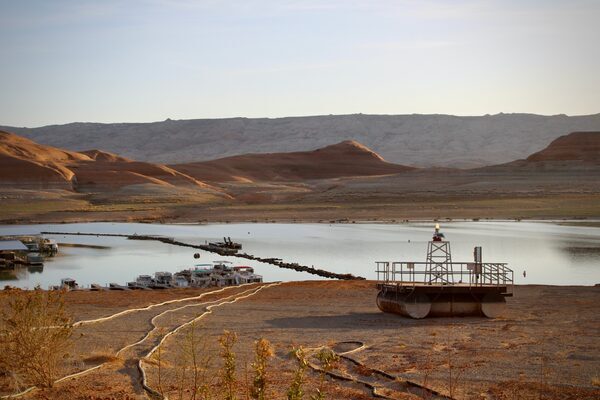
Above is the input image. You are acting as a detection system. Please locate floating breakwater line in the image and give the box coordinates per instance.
[40,231,365,281]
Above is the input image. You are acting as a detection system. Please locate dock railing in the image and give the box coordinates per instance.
[375,261,514,293]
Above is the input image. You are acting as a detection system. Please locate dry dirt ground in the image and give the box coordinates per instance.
[2,281,598,400]
[2,188,600,225]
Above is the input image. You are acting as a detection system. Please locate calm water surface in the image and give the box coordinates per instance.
[0,221,599,288]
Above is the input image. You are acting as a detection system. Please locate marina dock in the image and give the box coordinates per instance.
[40,231,365,281]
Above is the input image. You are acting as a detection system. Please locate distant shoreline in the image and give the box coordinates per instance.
[3,213,600,227]
[3,216,600,227]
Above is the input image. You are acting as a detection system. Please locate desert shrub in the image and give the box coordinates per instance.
[167,322,215,400]
[149,329,166,397]
[310,348,339,400]
[250,338,274,400]
[219,330,238,400]
[187,322,214,400]
[287,347,308,400]
[0,288,73,388]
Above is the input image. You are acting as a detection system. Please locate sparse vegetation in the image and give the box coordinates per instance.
[311,348,339,400]
[148,327,342,400]
[149,330,165,396]
[168,323,215,400]
[250,338,274,400]
[0,282,593,399]
[0,288,73,388]
[82,351,120,364]
[287,346,308,400]
[187,322,214,400]
[219,330,238,400]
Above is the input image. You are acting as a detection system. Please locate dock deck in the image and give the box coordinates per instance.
[376,260,514,296]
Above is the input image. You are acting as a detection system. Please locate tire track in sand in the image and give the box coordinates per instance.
[139,282,282,399]
[0,284,266,399]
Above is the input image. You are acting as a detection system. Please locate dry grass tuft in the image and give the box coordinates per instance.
[354,364,374,377]
[82,351,121,365]
[143,356,173,369]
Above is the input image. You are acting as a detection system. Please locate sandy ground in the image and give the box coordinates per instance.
[2,281,598,400]
[1,162,599,225]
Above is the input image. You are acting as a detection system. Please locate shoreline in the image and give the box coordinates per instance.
[4,282,600,293]
[2,216,600,228]
[2,187,599,226]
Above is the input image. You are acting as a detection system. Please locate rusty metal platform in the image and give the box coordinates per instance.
[376,282,513,296]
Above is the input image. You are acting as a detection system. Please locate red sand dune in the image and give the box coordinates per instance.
[0,130,213,190]
[0,130,89,187]
[4,128,596,194]
[171,140,415,182]
[80,149,131,162]
[526,131,600,163]
[70,159,208,189]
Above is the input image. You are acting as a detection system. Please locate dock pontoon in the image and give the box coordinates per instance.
[376,224,514,319]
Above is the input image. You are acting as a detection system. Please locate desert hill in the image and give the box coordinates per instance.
[0,130,90,188]
[525,132,600,163]
[80,149,131,162]
[171,140,414,183]
[0,130,214,191]
[3,113,600,168]
[477,131,600,173]
[1,130,599,223]
[294,132,600,212]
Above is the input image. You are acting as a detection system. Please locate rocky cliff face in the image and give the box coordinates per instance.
[4,113,600,168]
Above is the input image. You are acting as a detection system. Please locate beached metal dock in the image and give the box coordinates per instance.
[375,224,514,318]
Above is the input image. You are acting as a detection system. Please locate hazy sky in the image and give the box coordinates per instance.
[1,0,599,127]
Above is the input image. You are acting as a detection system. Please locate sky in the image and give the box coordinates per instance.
[1,0,599,127]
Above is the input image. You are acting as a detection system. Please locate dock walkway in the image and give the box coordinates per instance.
[41,231,365,281]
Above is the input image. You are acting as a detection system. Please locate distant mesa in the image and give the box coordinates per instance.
[171,140,415,183]
[5,113,600,168]
[525,132,600,163]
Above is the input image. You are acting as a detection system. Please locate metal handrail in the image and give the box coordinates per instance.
[375,261,514,293]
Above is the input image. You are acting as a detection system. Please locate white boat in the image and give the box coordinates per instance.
[127,260,263,290]
[60,278,79,290]
[233,266,263,284]
[173,274,189,287]
[135,274,153,286]
[27,253,44,265]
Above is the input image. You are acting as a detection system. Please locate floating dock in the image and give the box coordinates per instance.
[41,231,364,280]
[375,224,514,319]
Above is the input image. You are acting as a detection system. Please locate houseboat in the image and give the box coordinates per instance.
[129,261,263,289]
[233,266,263,284]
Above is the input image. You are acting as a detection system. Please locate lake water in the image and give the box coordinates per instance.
[1,221,599,288]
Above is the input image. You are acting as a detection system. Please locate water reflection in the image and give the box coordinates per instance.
[0,264,43,283]
[0,221,599,288]
[560,245,600,262]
